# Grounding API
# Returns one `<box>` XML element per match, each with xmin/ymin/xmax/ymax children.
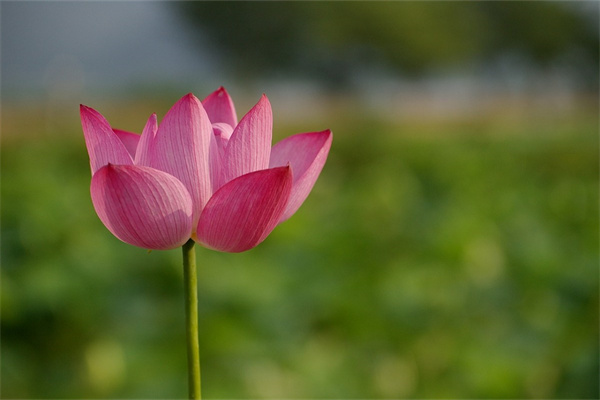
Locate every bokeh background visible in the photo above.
<box><xmin>2</xmin><ymin>1</ymin><xmax>598</xmax><ymax>398</ymax></box>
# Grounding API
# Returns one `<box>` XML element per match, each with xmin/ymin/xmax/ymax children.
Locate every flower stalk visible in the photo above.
<box><xmin>182</xmin><ymin>239</ymin><xmax>201</xmax><ymax>399</ymax></box>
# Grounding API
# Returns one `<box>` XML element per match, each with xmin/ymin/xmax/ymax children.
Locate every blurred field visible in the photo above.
<box><xmin>1</xmin><ymin>95</ymin><xmax>598</xmax><ymax>398</ymax></box>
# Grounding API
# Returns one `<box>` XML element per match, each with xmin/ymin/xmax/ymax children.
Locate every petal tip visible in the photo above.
<box><xmin>323</xmin><ymin>129</ymin><xmax>333</xmax><ymax>145</ymax></box>
<box><xmin>254</xmin><ymin>94</ymin><xmax>272</xmax><ymax>115</ymax></box>
<box><xmin>80</xmin><ymin>104</ymin><xmax>93</xmax><ymax>116</ymax></box>
<box><xmin>182</xmin><ymin>92</ymin><xmax>201</xmax><ymax>105</ymax></box>
<box><xmin>274</xmin><ymin>164</ymin><xmax>293</xmax><ymax>181</ymax></box>
<box><xmin>315</xmin><ymin>129</ymin><xmax>333</xmax><ymax>141</ymax></box>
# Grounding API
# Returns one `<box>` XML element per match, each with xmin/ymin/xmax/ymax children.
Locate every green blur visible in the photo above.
<box><xmin>2</xmin><ymin>100</ymin><xmax>597</xmax><ymax>398</ymax></box>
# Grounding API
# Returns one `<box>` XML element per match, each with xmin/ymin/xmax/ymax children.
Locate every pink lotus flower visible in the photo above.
<box><xmin>81</xmin><ymin>87</ymin><xmax>332</xmax><ymax>252</ymax></box>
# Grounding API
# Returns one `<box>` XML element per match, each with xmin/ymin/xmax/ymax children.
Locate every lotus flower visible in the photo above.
<box><xmin>81</xmin><ymin>87</ymin><xmax>332</xmax><ymax>252</ymax></box>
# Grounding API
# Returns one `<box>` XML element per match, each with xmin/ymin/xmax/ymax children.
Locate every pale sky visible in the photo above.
<box><xmin>2</xmin><ymin>1</ymin><xmax>216</xmax><ymax>98</ymax></box>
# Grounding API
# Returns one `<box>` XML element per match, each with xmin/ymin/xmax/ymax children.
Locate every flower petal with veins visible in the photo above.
<box><xmin>113</xmin><ymin>129</ymin><xmax>140</xmax><ymax>159</ymax></box>
<box><xmin>81</xmin><ymin>105</ymin><xmax>133</xmax><ymax>174</ymax></box>
<box><xmin>147</xmin><ymin>94</ymin><xmax>219</xmax><ymax>227</ymax></box>
<box><xmin>91</xmin><ymin>164</ymin><xmax>193</xmax><ymax>250</ymax></box>
<box><xmin>197</xmin><ymin>166</ymin><xmax>292</xmax><ymax>253</ymax></box>
<box><xmin>202</xmin><ymin>86</ymin><xmax>237</xmax><ymax>128</ymax></box>
<box><xmin>270</xmin><ymin>130</ymin><xmax>333</xmax><ymax>222</ymax></box>
<box><xmin>135</xmin><ymin>113</ymin><xmax>158</xmax><ymax>166</ymax></box>
<box><xmin>222</xmin><ymin>94</ymin><xmax>273</xmax><ymax>183</ymax></box>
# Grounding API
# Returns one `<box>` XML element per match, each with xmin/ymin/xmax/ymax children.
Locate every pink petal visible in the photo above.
<box><xmin>212</xmin><ymin>122</ymin><xmax>234</xmax><ymax>150</ymax></box>
<box><xmin>146</xmin><ymin>94</ymin><xmax>219</xmax><ymax>227</ymax></box>
<box><xmin>202</xmin><ymin>86</ymin><xmax>237</xmax><ymax>127</ymax></box>
<box><xmin>197</xmin><ymin>166</ymin><xmax>293</xmax><ymax>253</ymax></box>
<box><xmin>80</xmin><ymin>105</ymin><xmax>133</xmax><ymax>174</ymax></box>
<box><xmin>91</xmin><ymin>164</ymin><xmax>193</xmax><ymax>250</ymax></box>
<box><xmin>134</xmin><ymin>113</ymin><xmax>158</xmax><ymax>166</ymax></box>
<box><xmin>222</xmin><ymin>94</ymin><xmax>273</xmax><ymax>183</ymax></box>
<box><xmin>269</xmin><ymin>130</ymin><xmax>332</xmax><ymax>222</ymax></box>
<box><xmin>113</xmin><ymin>129</ymin><xmax>140</xmax><ymax>159</ymax></box>
<box><xmin>209</xmin><ymin>122</ymin><xmax>234</xmax><ymax>190</ymax></box>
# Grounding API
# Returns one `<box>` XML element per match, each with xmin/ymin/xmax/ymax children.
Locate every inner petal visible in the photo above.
<box><xmin>212</xmin><ymin>122</ymin><xmax>233</xmax><ymax>151</ymax></box>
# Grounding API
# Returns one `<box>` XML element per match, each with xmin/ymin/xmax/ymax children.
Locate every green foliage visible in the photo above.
<box><xmin>1</xmin><ymin>104</ymin><xmax>598</xmax><ymax>398</ymax></box>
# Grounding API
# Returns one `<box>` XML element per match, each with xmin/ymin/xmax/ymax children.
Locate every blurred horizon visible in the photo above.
<box><xmin>3</xmin><ymin>2</ymin><xmax>598</xmax><ymax>99</ymax></box>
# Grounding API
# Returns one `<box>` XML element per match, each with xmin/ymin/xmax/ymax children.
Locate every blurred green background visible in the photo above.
<box><xmin>1</xmin><ymin>2</ymin><xmax>598</xmax><ymax>398</ymax></box>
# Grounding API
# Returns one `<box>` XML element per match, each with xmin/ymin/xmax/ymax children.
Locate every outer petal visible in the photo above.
<box><xmin>197</xmin><ymin>166</ymin><xmax>292</xmax><ymax>253</ymax></box>
<box><xmin>80</xmin><ymin>105</ymin><xmax>133</xmax><ymax>174</ymax></box>
<box><xmin>91</xmin><ymin>164</ymin><xmax>193</xmax><ymax>250</ymax></box>
<box><xmin>113</xmin><ymin>129</ymin><xmax>140</xmax><ymax>159</ymax></box>
<box><xmin>269</xmin><ymin>130</ymin><xmax>332</xmax><ymax>222</ymax></box>
<box><xmin>134</xmin><ymin>113</ymin><xmax>158</xmax><ymax>166</ymax></box>
<box><xmin>202</xmin><ymin>86</ymin><xmax>237</xmax><ymax>127</ymax></box>
<box><xmin>222</xmin><ymin>94</ymin><xmax>273</xmax><ymax>184</ymax></box>
<box><xmin>147</xmin><ymin>94</ymin><xmax>219</xmax><ymax>227</ymax></box>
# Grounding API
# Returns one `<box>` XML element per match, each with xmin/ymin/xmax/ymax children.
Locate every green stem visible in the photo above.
<box><xmin>182</xmin><ymin>239</ymin><xmax>201</xmax><ymax>399</ymax></box>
